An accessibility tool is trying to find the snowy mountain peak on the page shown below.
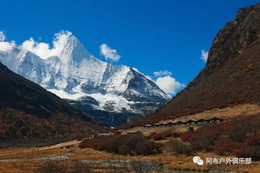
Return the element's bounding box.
[0,31,169,126]
[58,34,92,64]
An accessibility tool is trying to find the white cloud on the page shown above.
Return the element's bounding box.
[200,50,208,63]
[21,30,72,59]
[0,31,6,42]
[0,31,16,52]
[100,44,121,62]
[141,68,184,95]
[153,70,172,77]
[155,75,184,95]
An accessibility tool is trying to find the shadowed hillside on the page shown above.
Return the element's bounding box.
[119,2,260,128]
[0,63,108,139]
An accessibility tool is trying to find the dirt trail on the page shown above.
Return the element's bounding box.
[0,140,81,158]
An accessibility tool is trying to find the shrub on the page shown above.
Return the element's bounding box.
[148,132,162,141]
[118,144,131,155]
[180,132,195,141]
[135,140,156,155]
[225,115,259,142]
[149,130,181,141]
[79,132,159,156]
[246,133,260,146]
[79,135,120,150]
[190,133,216,151]
[161,130,179,138]
[213,137,242,155]
[163,139,192,155]
[226,122,248,142]
[69,161,93,173]
[40,161,65,173]
[235,145,260,160]
[183,115,260,160]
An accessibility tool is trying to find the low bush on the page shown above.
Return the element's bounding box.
[178,115,260,160]
[180,132,195,141]
[149,130,181,141]
[213,137,242,155]
[79,132,159,156]
[235,145,260,160]
[148,132,162,141]
[163,139,192,155]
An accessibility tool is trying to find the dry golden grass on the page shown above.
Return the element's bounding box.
[0,161,43,173]
[0,140,80,160]
[121,123,200,136]
[0,145,259,172]
[161,103,260,123]
[1,106,260,173]
[120,103,260,136]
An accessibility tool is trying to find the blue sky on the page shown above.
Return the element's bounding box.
[0,0,259,95]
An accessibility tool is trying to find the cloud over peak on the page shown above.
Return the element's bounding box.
[21,30,72,59]
[0,31,16,52]
[100,44,121,62]
[0,30,73,58]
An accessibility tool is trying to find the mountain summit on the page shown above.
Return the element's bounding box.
[0,33,169,126]
[136,2,260,124]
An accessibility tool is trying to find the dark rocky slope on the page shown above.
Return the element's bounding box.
[120,2,260,128]
[0,63,108,139]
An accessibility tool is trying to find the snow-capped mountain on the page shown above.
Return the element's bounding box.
[0,33,169,126]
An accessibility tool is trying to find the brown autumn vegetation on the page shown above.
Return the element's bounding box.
[117,3,260,129]
[148,130,181,141]
[79,132,159,156]
[0,108,99,139]
[0,62,108,139]
[81,114,260,160]
[178,114,260,160]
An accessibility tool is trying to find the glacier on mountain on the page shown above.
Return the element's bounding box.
[0,32,169,126]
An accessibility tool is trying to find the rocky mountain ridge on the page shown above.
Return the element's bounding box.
[0,33,169,126]
[120,2,260,127]
[0,62,108,139]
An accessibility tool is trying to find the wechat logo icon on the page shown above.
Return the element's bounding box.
[193,156,204,166]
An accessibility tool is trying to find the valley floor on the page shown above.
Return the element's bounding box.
[0,141,259,173]
[0,104,260,173]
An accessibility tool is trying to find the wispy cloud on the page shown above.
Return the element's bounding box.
[100,44,121,62]
[153,70,172,77]
[0,31,6,42]
[200,50,208,63]
[0,31,16,52]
